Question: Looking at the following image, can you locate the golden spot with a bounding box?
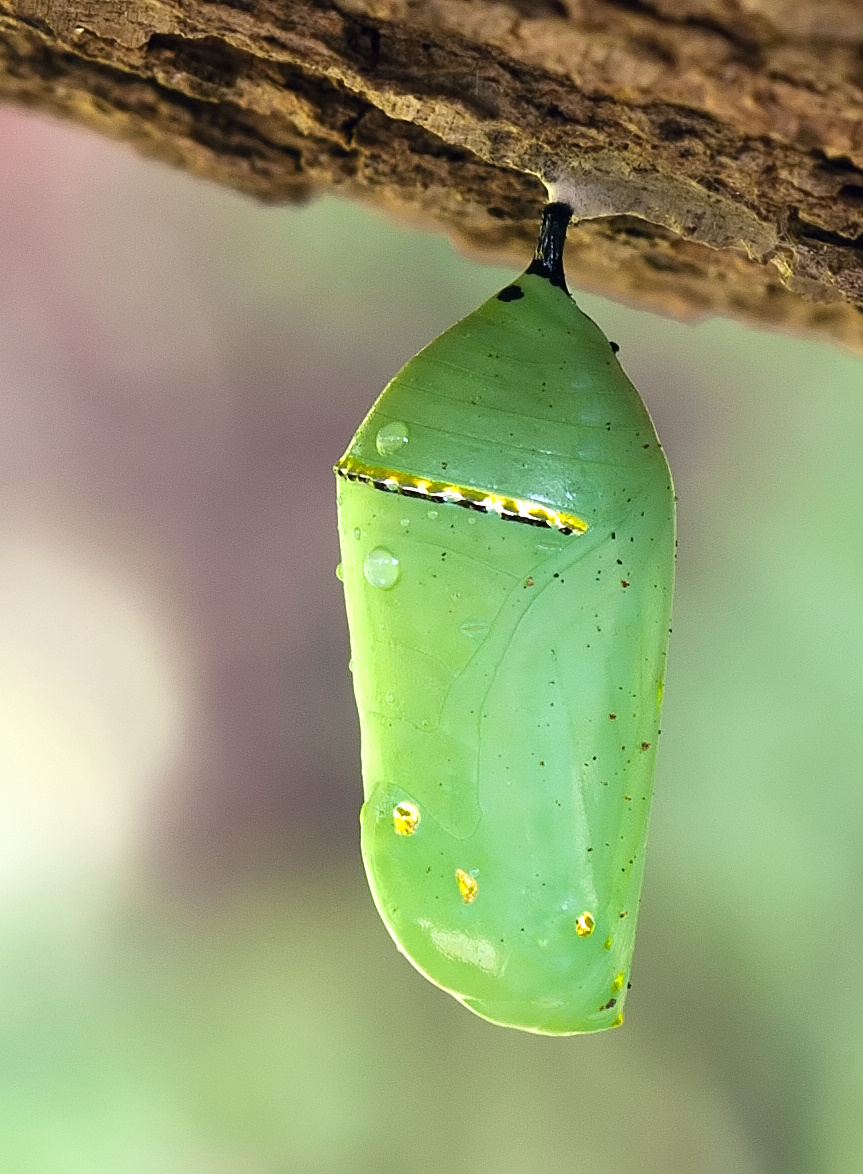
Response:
[611,1012,624,1028]
[641,741,651,751]
[603,936,613,950]
[393,801,420,836]
[619,910,628,919]
[524,577,535,587]
[611,972,625,993]
[456,868,479,904]
[575,911,595,938]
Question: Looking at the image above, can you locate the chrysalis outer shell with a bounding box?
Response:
[335,269,674,1035]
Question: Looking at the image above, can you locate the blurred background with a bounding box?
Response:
[0,103,860,1174]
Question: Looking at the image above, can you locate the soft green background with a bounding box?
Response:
[0,105,861,1173]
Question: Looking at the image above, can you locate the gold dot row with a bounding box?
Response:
[336,455,588,536]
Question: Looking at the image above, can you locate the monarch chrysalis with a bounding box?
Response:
[334,203,675,1034]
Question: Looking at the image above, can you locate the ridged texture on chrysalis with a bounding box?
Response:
[335,204,675,1034]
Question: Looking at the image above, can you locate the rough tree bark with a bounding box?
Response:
[2,0,863,348]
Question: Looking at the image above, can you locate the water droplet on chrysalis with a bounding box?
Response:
[577,400,605,425]
[375,421,409,456]
[577,442,604,462]
[335,562,344,581]
[353,527,361,540]
[363,547,400,589]
[427,509,438,521]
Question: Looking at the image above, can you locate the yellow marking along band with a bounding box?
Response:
[336,456,588,536]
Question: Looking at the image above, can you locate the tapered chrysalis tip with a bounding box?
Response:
[525,202,573,293]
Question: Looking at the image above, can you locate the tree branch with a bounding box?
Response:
[3,0,863,347]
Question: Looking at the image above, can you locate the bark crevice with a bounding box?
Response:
[2,0,863,346]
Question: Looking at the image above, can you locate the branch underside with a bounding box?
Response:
[2,0,863,347]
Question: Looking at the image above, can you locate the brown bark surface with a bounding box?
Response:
[2,0,863,347]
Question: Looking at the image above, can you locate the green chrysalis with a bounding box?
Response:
[335,203,675,1034]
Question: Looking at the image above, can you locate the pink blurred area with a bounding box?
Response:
[0,107,370,894]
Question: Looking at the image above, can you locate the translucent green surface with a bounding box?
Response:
[336,272,674,1032]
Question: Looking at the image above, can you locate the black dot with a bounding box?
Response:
[610,341,620,353]
[497,285,525,302]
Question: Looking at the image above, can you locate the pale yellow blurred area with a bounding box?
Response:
[0,104,861,1174]
[0,525,186,902]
